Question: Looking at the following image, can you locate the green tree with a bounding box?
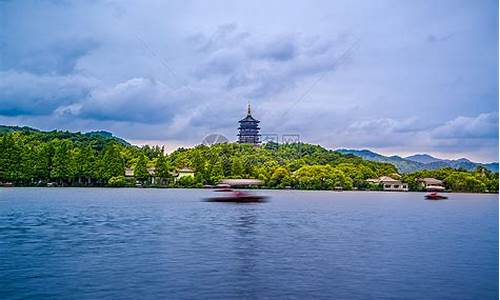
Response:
[102,144,125,181]
[209,158,225,184]
[0,134,22,182]
[108,176,129,187]
[155,154,172,184]
[80,145,96,185]
[176,175,195,187]
[231,157,244,177]
[32,142,51,183]
[50,139,72,184]
[293,165,352,190]
[269,167,292,188]
[134,153,149,183]
[445,172,486,193]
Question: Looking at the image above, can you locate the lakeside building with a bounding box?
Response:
[125,168,134,177]
[148,168,157,184]
[367,176,409,192]
[124,167,195,184]
[417,178,445,191]
[173,167,195,181]
[238,104,261,145]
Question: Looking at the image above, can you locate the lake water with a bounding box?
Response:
[0,188,498,299]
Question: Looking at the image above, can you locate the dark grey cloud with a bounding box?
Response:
[1,39,99,75]
[191,23,250,53]
[0,71,95,116]
[248,37,298,61]
[426,33,454,43]
[192,24,348,98]
[0,0,497,161]
[77,78,200,124]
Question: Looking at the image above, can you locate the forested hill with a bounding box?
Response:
[0,125,497,192]
[0,125,397,189]
[0,125,130,147]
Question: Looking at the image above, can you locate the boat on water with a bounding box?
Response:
[205,190,268,203]
[204,180,268,203]
[425,192,448,200]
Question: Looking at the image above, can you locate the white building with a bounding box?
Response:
[367,176,409,192]
[173,167,195,182]
[417,178,445,191]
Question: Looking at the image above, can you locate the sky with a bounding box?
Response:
[0,0,498,162]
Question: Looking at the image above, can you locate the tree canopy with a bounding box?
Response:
[0,128,497,193]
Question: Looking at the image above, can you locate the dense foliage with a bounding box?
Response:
[401,168,498,193]
[0,131,135,186]
[0,128,497,193]
[168,142,397,189]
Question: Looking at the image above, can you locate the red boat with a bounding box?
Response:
[425,192,448,200]
[205,180,268,203]
[205,190,268,203]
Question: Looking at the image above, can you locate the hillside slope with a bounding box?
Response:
[0,125,130,146]
[336,149,498,173]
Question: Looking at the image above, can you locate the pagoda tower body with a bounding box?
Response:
[238,104,261,144]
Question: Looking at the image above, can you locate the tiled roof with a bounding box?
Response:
[378,176,400,183]
[125,168,134,176]
[418,178,443,185]
[239,114,259,122]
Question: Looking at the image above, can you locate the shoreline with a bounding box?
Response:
[1,186,498,194]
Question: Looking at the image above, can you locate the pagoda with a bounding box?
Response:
[238,104,261,145]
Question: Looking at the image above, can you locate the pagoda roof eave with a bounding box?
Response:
[239,115,260,122]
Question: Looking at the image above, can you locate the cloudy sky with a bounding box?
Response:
[0,0,498,162]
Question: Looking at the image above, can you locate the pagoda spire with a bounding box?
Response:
[238,103,261,145]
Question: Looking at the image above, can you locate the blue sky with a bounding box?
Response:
[0,0,498,162]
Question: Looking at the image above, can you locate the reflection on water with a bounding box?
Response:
[233,207,259,298]
[0,188,497,300]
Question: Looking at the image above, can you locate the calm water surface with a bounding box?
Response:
[0,188,498,299]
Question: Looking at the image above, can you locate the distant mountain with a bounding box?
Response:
[336,149,499,173]
[405,154,442,164]
[483,162,500,173]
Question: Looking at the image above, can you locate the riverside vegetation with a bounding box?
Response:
[0,126,497,192]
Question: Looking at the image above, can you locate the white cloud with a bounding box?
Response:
[347,117,425,134]
[431,112,498,139]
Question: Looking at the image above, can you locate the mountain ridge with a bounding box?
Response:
[336,149,498,173]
